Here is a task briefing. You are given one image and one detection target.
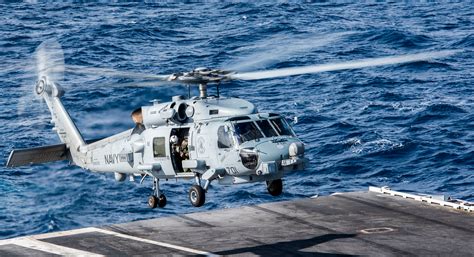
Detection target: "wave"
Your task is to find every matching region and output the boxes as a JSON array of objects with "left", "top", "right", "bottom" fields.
[
  {"left": 366, "top": 29, "right": 433, "bottom": 49},
  {"left": 411, "top": 103, "right": 467, "bottom": 124}
]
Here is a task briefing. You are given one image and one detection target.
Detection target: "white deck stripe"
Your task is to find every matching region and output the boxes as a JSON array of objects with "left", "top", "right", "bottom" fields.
[
  {"left": 18, "top": 227, "right": 216, "bottom": 256},
  {"left": 1, "top": 226, "right": 216, "bottom": 256},
  {"left": 0, "top": 237, "right": 103, "bottom": 257},
  {"left": 90, "top": 228, "right": 217, "bottom": 256},
  {"left": 31, "top": 227, "right": 99, "bottom": 240}
]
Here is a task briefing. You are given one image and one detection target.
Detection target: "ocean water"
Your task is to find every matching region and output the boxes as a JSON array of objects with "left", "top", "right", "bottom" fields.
[{"left": 0, "top": 3, "right": 473, "bottom": 239}]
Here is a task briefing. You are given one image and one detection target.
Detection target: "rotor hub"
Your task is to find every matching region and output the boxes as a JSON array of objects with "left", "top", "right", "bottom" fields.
[
  {"left": 35, "top": 78, "right": 46, "bottom": 95},
  {"left": 168, "top": 68, "right": 232, "bottom": 85},
  {"left": 34, "top": 76, "right": 64, "bottom": 97}
]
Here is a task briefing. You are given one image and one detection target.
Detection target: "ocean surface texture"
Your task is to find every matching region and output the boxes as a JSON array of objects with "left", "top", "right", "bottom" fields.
[{"left": 0, "top": 3, "right": 473, "bottom": 239}]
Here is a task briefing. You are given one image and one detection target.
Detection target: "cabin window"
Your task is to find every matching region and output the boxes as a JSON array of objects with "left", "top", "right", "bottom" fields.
[
  {"left": 153, "top": 137, "right": 166, "bottom": 157},
  {"left": 218, "top": 126, "right": 233, "bottom": 148},
  {"left": 233, "top": 121, "right": 264, "bottom": 144},
  {"left": 256, "top": 120, "right": 278, "bottom": 137}
]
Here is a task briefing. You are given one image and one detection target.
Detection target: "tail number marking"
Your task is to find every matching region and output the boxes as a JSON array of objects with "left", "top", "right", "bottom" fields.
[{"left": 225, "top": 167, "right": 238, "bottom": 175}]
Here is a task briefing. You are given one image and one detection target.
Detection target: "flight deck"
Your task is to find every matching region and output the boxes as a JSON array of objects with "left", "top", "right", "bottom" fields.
[{"left": 1, "top": 187, "right": 473, "bottom": 256}]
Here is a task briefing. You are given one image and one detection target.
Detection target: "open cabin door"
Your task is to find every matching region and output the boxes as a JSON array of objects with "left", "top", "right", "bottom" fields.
[{"left": 170, "top": 127, "right": 190, "bottom": 174}]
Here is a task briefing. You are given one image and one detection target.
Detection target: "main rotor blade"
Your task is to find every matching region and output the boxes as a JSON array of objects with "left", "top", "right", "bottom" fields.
[
  {"left": 104, "top": 80, "right": 179, "bottom": 88},
  {"left": 225, "top": 31, "right": 354, "bottom": 72},
  {"left": 230, "top": 50, "right": 459, "bottom": 81},
  {"left": 66, "top": 65, "right": 171, "bottom": 80}
]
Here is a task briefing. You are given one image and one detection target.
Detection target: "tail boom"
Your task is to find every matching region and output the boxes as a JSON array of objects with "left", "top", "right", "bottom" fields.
[{"left": 36, "top": 77, "right": 87, "bottom": 167}]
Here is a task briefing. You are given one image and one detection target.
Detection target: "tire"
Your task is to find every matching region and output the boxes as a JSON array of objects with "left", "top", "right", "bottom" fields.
[
  {"left": 266, "top": 179, "right": 283, "bottom": 196},
  {"left": 158, "top": 194, "right": 167, "bottom": 208},
  {"left": 188, "top": 185, "right": 206, "bottom": 207},
  {"left": 148, "top": 195, "right": 158, "bottom": 209}
]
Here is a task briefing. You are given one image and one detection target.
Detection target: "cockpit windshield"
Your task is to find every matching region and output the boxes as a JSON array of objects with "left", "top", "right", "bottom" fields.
[
  {"left": 256, "top": 120, "right": 278, "bottom": 137},
  {"left": 231, "top": 116, "right": 295, "bottom": 144},
  {"left": 269, "top": 118, "right": 294, "bottom": 136},
  {"left": 233, "top": 121, "right": 264, "bottom": 144}
]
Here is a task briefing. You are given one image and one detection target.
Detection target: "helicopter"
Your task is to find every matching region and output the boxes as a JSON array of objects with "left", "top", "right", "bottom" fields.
[{"left": 6, "top": 40, "right": 457, "bottom": 208}]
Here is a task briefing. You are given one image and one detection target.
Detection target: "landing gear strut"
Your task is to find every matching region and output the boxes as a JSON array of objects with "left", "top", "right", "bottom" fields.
[
  {"left": 188, "top": 174, "right": 206, "bottom": 207},
  {"left": 148, "top": 177, "right": 167, "bottom": 208},
  {"left": 266, "top": 179, "right": 283, "bottom": 196}
]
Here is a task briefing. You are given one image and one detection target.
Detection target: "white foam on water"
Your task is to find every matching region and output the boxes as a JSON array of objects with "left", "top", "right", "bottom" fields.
[{"left": 350, "top": 139, "right": 403, "bottom": 155}]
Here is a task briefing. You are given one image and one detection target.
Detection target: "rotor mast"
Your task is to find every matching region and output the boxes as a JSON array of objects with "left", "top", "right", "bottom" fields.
[{"left": 199, "top": 83, "right": 207, "bottom": 98}]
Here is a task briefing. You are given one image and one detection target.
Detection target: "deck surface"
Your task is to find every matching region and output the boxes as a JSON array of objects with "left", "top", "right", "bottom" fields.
[{"left": 1, "top": 190, "right": 473, "bottom": 256}]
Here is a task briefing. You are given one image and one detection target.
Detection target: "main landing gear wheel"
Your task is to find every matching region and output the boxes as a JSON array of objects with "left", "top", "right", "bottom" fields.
[
  {"left": 158, "top": 194, "right": 167, "bottom": 208},
  {"left": 266, "top": 179, "right": 283, "bottom": 196},
  {"left": 148, "top": 194, "right": 167, "bottom": 208},
  {"left": 189, "top": 185, "right": 205, "bottom": 207},
  {"left": 148, "top": 195, "right": 158, "bottom": 208}
]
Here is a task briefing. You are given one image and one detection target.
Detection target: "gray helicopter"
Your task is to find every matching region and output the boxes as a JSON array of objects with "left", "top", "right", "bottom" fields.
[{"left": 6, "top": 40, "right": 456, "bottom": 208}]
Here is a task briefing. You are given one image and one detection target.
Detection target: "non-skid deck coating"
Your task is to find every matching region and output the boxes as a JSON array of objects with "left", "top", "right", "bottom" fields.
[{"left": 1, "top": 190, "right": 473, "bottom": 256}]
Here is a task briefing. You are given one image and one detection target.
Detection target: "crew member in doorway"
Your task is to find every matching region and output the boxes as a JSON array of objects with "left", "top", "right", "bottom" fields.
[
  {"left": 170, "top": 135, "right": 180, "bottom": 154},
  {"left": 180, "top": 137, "right": 189, "bottom": 160},
  {"left": 170, "top": 135, "right": 184, "bottom": 172}
]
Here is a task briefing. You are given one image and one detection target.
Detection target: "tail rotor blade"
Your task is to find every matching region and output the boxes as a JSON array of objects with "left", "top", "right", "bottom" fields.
[
  {"left": 17, "top": 39, "right": 64, "bottom": 117},
  {"left": 35, "top": 39, "right": 65, "bottom": 83}
]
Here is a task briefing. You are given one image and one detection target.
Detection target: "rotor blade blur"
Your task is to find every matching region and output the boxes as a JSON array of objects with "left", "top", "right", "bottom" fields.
[
  {"left": 66, "top": 65, "right": 171, "bottom": 80},
  {"left": 35, "top": 39, "right": 65, "bottom": 83},
  {"left": 225, "top": 31, "right": 354, "bottom": 72},
  {"left": 106, "top": 80, "right": 178, "bottom": 88},
  {"left": 230, "top": 50, "right": 460, "bottom": 81}
]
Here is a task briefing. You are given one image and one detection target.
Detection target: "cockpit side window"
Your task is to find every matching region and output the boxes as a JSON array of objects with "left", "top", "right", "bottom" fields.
[
  {"left": 233, "top": 121, "right": 264, "bottom": 144},
  {"left": 217, "top": 126, "right": 233, "bottom": 148},
  {"left": 270, "top": 118, "right": 294, "bottom": 136},
  {"left": 153, "top": 137, "right": 167, "bottom": 157},
  {"left": 256, "top": 120, "right": 278, "bottom": 137}
]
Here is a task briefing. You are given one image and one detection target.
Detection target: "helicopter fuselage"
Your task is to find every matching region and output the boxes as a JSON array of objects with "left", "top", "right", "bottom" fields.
[{"left": 82, "top": 96, "right": 306, "bottom": 186}]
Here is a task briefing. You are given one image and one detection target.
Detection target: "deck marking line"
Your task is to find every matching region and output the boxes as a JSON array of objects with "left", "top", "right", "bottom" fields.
[
  {"left": 31, "top": 227, "right": 99, "bottom": 240},
  {"left": 5, "top": 237, "right": 104, "bottom": 257},
  {"left": 90, "top": 227, "right": 217, "bottom": 256}
]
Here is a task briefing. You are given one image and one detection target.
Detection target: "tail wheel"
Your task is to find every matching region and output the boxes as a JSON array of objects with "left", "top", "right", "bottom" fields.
[
  {"left": 266, "top": 179, "right": 283, "bottom": 196},
  {"left": 189, "top": 185, "right": 206, "bottom": 207}
]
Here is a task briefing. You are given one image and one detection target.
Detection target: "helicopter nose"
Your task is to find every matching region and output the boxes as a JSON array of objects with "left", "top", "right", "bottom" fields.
[
  {"left": 253, "top": 140, "right": 305, "bottom": 176},
  {"left": 289, "top": 142, "right": 304, "bottom": 157}
]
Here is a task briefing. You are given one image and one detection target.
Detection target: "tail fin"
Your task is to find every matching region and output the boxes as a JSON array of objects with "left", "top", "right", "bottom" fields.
[{"left": 35, "top": 77, "right": 87, "bottom": 167}]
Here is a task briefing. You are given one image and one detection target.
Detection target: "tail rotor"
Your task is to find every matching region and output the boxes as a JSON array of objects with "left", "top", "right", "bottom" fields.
[
  {"left": 17, "top": 39, "right": 66, "bottom": 117},
  {"left": 34, "top": 39, "right": 65, "bottom": 98}
]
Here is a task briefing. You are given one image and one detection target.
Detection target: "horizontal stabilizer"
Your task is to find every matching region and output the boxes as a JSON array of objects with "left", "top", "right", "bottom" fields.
[
  {"left": 6, "top": 138, "right": 103, "bottom": 167},
  {"left": 6, "top": 143, "right": 69, "bottom": 167}
]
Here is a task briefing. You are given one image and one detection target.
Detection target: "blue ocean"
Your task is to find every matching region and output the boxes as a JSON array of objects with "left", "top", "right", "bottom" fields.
[{"left": 0, "top": 3, "right": 472, "bottom": 239}]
